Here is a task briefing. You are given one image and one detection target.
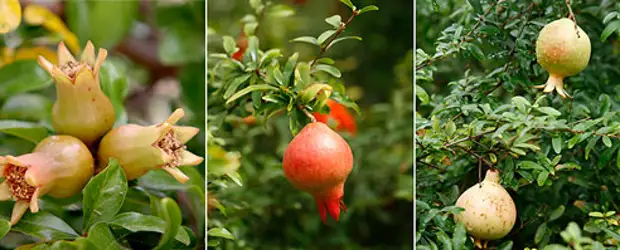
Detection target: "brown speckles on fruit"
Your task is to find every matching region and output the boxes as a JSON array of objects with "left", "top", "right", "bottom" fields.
[
  {"left": 534, "top": 18, "right": 591, "bottom": 99},
  {"left": 454, "top": 169, "right": 517, "bottom": 240}
]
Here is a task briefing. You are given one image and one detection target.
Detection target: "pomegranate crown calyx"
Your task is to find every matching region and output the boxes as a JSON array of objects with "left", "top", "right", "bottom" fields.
[
  {"left": 0, "top": 154, "right": 54, "bottom": 225},
  {"left": 483, "top": 169, "right": 500, "bottom": 183},
  {"left": 37, "top": 41, "right": 107, "bottom": 85},
  {"left": 152, "top": 108, "right": 204, "bottom": 183}
]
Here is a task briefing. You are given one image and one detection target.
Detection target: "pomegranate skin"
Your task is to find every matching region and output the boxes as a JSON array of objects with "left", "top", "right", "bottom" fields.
[
  {"left": 534, "top": 18, "right": 591, "bottom": 98},
  {"left": 282, "top": 122, "right": 353, "bottom": 223},
  {"left": 454, "top": 169, "right": 517, "bottom": 240}
]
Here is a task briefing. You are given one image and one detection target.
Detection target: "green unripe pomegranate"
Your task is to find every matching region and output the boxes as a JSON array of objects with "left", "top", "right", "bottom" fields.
[
  {"left": 0, "top": 135, "right": 94, "bottom": 225},
  {"left": 454, "top": 169, "right": 517, "bottom": 241},
  {"left": 535, "top": 18, "right": 591, "bottom": 99},
  {"left": 37, "top": 41, "right": 116, "bottom": 146}
]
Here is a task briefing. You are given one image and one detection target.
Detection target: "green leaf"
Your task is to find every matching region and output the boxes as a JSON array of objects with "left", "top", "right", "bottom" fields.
[
  {"left": 294, "top": 61, "right": 311, "bottom": 89},
  {"left": 519, "top": 161, "right": 545, "bottom": 171},
  {"left": 452, "top": 223, "right": 466, "bottom": 250},
  {"left": 283, "top": 53, "right": 299, "bottom": 86},
  {"left": 0, "top": 60, "right": 52, "bottom": 100},
  {"left": 326, "top": 36, "right": 362, "bottom": 50},
  {"left": 0, "top": 94, "right": 52, "bottom": 122},
  {"left": 497, "top": 241, "right": 513, "bottom": 250},
  {"left": 325, "top": 15, "right": 342, "bottom": 29},
  {"left": 617, "top": 146, "right": 620, "bottom": 169},
  {"left": 109, "top": 212, "right": 190, "bottom": 246},
  {"left": 247, "top": 36, "right": 260, "bottom": 62},
  {"left": 358, "top": 5, "right": 379, "bottom": 14},
  {"left": 549, "top": 206, "right": 565, "bottom": 221},
  {"left": 0, "top": 219, "right": 10, "bottom": 240},
  {"left": 314, "top": 64, "right": 342, "bottom": 78},
  {"left": 602, "top": 227, "right": 620, "bottom": 241},
  {"left": 601, "top": 20, "right": 620, "bottom": 42},
  {"left": 537, "top": 171, "right": 549, "bottom": 186},
  {"left": 208, "top": 227, "right": 235, "bottom": 240},
  {"left": 603, "top": 136, "right": 612, "bottom": 147},
  {"left": 415, "top": 84, "right": 430, "bottom": 104},
  {"left": 535, "top": 222, "right": 548, "bottom": 244},
  {"left": 466, "top": 44, "right": 484, "bottom": 61},
  {"left": 445, "top": 121, "right": 456, "bottom": 137},
  {"left": 436, "top": 231, "right": 453, "bottom": 250},
  {"left": 552, "top": 136, "right": 562, "bottom": 154},
  {"left": 225, "top": 84, "right": 279, "bottom": 105},
  {"left": 85, "top": 223, "right": 123, "bottom": 250},
  {"left": 603, "top": 11, "right": 619, "bottom": 24},
  {"left": 538, "top": 107, "right": 561, "bottom": 116},
  {"left": 82, "top": 158, "right": 128, "bottom": 232},
  {"left": 222, "top": 36, "right": 236, "bottom": 55},
  {"left": 243, "top": 22, "right": 259, "bottom": 36},
  {"left": 290, "top": 36, "right": 319, "bottom": 46},
  {"left": 66, "top": 0, "right": 138, "bottom": 48},
  {"left": 223, "top": 74, "right": 252, "bottom": 99},
  {"left": 12, "top": 212, "right": 79, "bottom": 241},
  {"left": 259, "top": 49, "right": 282, "bottom": 68},
  {"left": 339, "top": 0, "right": 356, "bottom": 10},
  {"left": 154, "top": 198, "right": 183, "bottom": 250},
  {"left": 99, "top": 60, "right": 129, "bottom": 126},
  {"left": 511, "top": 96, "right": 530, "bottom": 113},
  {"left": 318, "top": 30, "right": 337, "bottom": 45},
  {"left": 0, "top": 120, "right": 49, "bottom": 144}
]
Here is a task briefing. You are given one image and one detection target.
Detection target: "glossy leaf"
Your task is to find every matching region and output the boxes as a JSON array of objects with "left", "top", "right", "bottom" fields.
[
  {"left": 82, "top": 158, "right": 128, "bottom": 232},
  {"left": 0, "top": 120, "right": 49, "bottom": 144},
  {"left": 12, "top": 212, "right": 79, "bottom": 241},
  {"left": 109, "top": 212, "right": 190, "bottom": 246},
  {"left": 154, "top": 198, "right": 182, "bottom": 250},
  {"left": 0, "top": 60, "right": 52, "bottom": 100}
]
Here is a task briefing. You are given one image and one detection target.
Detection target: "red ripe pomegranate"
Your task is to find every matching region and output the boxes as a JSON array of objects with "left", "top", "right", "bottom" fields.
[
  {"left": 313, "top": 99, "right": 357, "bottom": 136},
  {"left": 282, "top": 122, "right": 354, "bottom": 223},
  {"left": 232, "top": 30, "right": 248, "bottom": 61}
]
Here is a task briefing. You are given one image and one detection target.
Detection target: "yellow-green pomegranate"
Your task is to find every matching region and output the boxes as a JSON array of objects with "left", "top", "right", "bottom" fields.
[
  {"left": 37, "top": 41, "right": 116, "bottom": 146},
  {"left": 454, "top": 169, "right": 517, "bottom": 241},
  {"left": 97, "top": 108, "right": 203, "bottom": 183},
  {"left": 535, "top": 18, "right": 591, "bottom": 99},
  {"left": 0, "top": 135, "right": 94, "bottom": 225}
]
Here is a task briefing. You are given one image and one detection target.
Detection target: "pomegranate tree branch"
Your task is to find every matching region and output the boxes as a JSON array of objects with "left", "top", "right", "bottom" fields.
[
  {"left": 416, "top": 1, "right": 498, "bottom": 71},
  {"left": 299, "top": 105, "right": 317, "bottom": 123},
  {"left": 565, "top": 0, "right": 580, "bottom": 38},
  {"left": 310, "top": 10, "right": 359, "bottom": 68}
]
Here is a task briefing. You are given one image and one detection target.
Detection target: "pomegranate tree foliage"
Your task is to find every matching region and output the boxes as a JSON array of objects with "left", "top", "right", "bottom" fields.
[
  {"left": 416, "top": 0, "right": 620, "bottom": 249},
  {"left": 208, "top": 0, "right": 412, "bottom": 248},
  {"left": 0, "top": 1, "right": 205, "bottom": 249}
]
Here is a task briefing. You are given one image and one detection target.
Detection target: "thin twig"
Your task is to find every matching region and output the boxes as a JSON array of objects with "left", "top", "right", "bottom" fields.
[
  {"left": 299, "top": 105, "right": 317, "bottom": 122},
  {"left": 456, "top": 144, "right": 495, "bottom": 168},
  {"left": 310, "top": 9, "right": 359, "bottom": 68},
  {"left": 417, "top": 160, "right": 446, "bottom": 173},
  {"left": 565, "top": 0, "right": 580, "bottom": 38}
]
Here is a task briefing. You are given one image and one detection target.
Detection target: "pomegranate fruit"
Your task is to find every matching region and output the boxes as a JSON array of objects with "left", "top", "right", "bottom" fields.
[
  {"left": 313, "top": 99, "right": 357, "bottom": 136},
  {"left": 232, "top": 30, "right": 248, "bottom": 61},
  {"left": 282, "top": 122, "right": 353, "bottom": 223},
  {"left": 535, "top": 18, "right": 591, "bottom": 99},
  {"left": 454, "top": 169, "right": 517, "bottom": 241},
  {"left": 37, "top": 41, "right": 116, "bottom": 146},
  {"left": 0, "top": 135, "right": 94, "bottom": 225},
  {"left": 97, "top": 108, "right": 203, "bottom": 183}
]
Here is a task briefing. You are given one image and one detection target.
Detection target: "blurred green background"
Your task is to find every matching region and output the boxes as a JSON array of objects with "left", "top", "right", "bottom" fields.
[
  {"left": 0, "top": 0, "right": 205, "bottom": 249},
  {"left": 207, "top": 0, "right": 413, "bottom": 249}
]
